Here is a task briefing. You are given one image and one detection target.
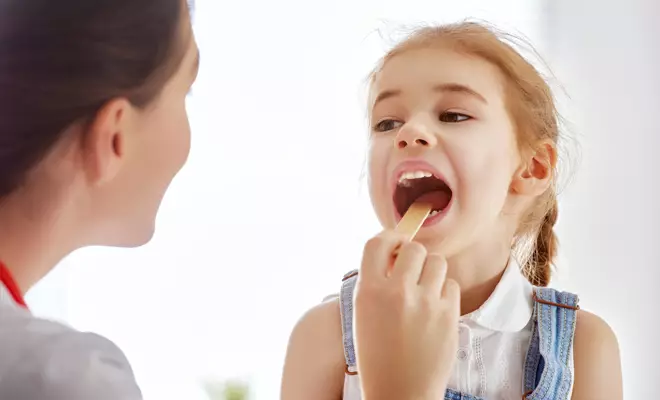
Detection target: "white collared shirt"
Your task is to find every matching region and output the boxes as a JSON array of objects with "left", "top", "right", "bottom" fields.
[
  {"left": 344, "top": 257, "right": 536, "bottom": 400},
  {"left": 0, "top": 283, "right": 142, "bottom": 400}
]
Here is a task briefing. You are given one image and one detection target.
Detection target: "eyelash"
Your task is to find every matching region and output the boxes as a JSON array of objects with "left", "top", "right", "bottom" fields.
[
  {"left": 373, "top": 112, "right": 472, "bottom": 132},
  {"left": 440, "top": 112, "right": 472, "bottom": 123}
]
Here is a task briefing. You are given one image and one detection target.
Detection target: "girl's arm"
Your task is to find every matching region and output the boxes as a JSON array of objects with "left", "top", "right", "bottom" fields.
[
  {"left": 281, "top": 299, "right": 345, "bottom": 400},
  {"left": 572, "top": 310, "right": 623, "bottom": 400}
]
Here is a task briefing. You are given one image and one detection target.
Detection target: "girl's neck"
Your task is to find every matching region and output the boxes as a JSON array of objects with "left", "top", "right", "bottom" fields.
[{"left": 445, "top": 240, "right": 513, "bottom": 316}]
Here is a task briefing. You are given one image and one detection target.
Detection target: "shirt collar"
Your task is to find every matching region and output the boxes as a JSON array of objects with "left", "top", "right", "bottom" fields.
[{"left": 461, "top": 256, "right": 533, "bottom": 332}]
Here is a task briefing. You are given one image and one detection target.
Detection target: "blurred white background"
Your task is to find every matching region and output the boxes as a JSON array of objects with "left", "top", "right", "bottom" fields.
[{"left": 26, "top": 0, "right": 658, "bottom": 398}]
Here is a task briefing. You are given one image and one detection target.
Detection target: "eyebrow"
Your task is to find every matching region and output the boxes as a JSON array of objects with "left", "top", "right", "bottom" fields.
[{"left": 373, "top": 83, "right": 488, "bottom": 107}]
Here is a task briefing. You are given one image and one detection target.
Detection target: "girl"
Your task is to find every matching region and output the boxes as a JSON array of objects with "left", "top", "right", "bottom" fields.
[{"left": 281, "top": 22, "right": 623, "bottom": 400}]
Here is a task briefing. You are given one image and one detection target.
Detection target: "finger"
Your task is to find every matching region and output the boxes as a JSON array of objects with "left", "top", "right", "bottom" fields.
[
  {"left": 390, "top": 241, "right": 427, "bottom": 284},
  {"left": 361, "top": 230, "right": 407, "bottom": 280},
  {"left": 441, "top": 278, "right": 461, "bottom": 320},
  {"left": 417, "top": 253, "right": 447, "bottom": 293}
]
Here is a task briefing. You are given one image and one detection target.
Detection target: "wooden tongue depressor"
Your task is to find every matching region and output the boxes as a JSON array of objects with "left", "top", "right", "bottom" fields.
[
  {"left": 391, "top": 202, "right": 432, "bottom": 260},
  {"left": 396, "top": 202, "right": 432, "bottom": 240}
]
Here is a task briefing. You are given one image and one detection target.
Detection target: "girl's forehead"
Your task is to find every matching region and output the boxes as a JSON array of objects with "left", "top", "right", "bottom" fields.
[{"left": 372, "top": 48, "right": 507, "bottom": 104}]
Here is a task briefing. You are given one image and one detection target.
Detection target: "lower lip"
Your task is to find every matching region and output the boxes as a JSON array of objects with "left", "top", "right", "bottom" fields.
[{"left": 396, "top": 199, "right": 453, "bottom": 228}]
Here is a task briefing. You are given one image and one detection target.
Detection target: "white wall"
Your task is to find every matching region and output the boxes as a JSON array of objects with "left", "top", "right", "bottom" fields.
[{"left": 544, "top": 0, "right": 660, "bottom": 397}]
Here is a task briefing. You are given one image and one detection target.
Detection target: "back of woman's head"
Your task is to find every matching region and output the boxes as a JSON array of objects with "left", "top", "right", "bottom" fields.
[{"left": 0, "top": 0, "right": 188, "bottom": 199}]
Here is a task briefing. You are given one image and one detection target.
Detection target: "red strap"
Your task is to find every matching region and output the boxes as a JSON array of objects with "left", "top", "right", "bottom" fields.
[{"left": 0, "top": 261, "right": 28, "bottom": 309}]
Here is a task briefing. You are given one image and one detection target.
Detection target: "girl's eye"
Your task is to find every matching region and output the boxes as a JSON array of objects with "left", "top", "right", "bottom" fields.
[
  {"left": 439, "top": 112, "right": 471, "bottom": 123},
  {"left": 373, "top": 119, "right": 403, "bottom": 132}
]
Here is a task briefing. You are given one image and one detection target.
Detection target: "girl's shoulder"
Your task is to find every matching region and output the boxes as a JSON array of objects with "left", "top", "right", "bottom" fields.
[
  {"left": 281, "top": 297, "right": 346, "bottom": 399},
  {"left": 530, "top": 287, "right": 621, "bottom": 399},
  {"left": 286, "top": 296, "right": 344, "bottom": 364},
  {"left": 284, "top": 269, "right": 359, "bottom": 379},
  {"left": 574, "top": 309, "right": 617, "bottom": 342},
  {"left": 529, "top": 287, "right": 617, "bottom": 341},
  {"left": 571, "top": 309, "right": 622, "bottom": 399}
]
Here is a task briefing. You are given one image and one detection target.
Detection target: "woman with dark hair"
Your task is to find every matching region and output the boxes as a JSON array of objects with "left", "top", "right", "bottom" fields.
[
  {"left": 0, "top": 0, "right": 198, "bottom": 398},
  {"left": 0, "top": 1, "right": 460, "bottom": 399}
]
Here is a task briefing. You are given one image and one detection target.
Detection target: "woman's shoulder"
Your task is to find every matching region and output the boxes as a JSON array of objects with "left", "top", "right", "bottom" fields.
[{"left": 0, "top": 308, "right": 142, "bottom": 400}]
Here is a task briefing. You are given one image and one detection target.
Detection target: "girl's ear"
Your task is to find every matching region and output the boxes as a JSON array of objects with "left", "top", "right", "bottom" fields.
[{"left": 510, "top": 141, "right": 556, "bottom": 196}]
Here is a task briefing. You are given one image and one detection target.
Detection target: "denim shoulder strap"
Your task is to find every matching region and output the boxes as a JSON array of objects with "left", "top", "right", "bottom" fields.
[
  {"left": 339, "top": 269, "right": 359, "bottom": 375},
  {"left": 523, "top": 287, "right": 579, "bottom": 400}
]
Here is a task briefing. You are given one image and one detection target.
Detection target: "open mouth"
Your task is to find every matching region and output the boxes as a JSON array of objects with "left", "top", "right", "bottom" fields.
[{"left": 393, "top": 170, "right": 453, "bottom": 218}]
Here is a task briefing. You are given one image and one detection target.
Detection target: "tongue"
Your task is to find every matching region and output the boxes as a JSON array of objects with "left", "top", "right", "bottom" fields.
[{"left": 413, "top": 190, "right": 451, "bottom": 211}]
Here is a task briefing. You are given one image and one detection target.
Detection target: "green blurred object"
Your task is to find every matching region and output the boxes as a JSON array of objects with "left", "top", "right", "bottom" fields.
[
  {"left": 202, "top": 377, "right": 250, "bottom": 400},
  {"left": 223, "top": 381, "right": 250, "bottom": 400}
]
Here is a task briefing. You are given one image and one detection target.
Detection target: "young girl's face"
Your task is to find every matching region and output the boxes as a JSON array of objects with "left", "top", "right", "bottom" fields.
[{"left": 368, "top": 47, "right": 523, "bottom": 254}]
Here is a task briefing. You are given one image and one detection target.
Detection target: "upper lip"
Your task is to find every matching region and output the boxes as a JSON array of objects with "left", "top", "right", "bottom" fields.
[{"left": 390, "top": 159, "right": 450, "bottom": 194}]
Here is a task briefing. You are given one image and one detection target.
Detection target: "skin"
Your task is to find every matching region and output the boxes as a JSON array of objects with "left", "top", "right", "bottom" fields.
[
  {"left": 572, "top": 311, "right": 623, "bottom": 399},
  {"left": 353, "top": 234, "right": 460, "bottom": 400},
  {"left": 281, "top": 48, "right": 622, "bottom": 399},
  {"left": 0, "top": 10, "right": 200, "bottom": 295}
]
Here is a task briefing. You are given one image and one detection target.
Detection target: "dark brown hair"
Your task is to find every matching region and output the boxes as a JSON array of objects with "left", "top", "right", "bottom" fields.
[
  {"left": 0, "top": 0, "right": 189, "bottom": 198},
  {"left": 369, "top": 22, "right": 562, "bottom": 286}
]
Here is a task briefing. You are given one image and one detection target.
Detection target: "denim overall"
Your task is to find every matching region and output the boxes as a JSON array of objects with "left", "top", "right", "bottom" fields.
[{"left": 339, "top": 270, "right": 579, "bottom": 400}]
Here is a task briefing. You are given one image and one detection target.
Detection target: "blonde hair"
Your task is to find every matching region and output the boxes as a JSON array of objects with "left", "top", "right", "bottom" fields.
[{"left": 369, "top": 21, "right": 563, "bottom": 286}]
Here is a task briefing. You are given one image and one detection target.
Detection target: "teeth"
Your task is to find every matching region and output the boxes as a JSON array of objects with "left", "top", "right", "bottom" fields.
[
  {"left": 428, "top": 209, "right": 441, "bottom": 217},
  {"left": 398, "top": 170, "right": 433, "bottom": 186}
]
